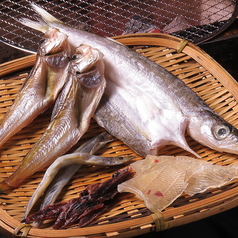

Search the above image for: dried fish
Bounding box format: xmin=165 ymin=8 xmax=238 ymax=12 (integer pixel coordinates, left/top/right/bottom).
xmin=24 ymin=132 xmax=133 ymax=220
xmin=0 ymin=28 xmax=71 ymax=148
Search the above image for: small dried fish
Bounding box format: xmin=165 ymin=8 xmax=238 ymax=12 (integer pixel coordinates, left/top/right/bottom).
xmin=24 ymin=131 xmax=133 ymax=220
xmin=0 ymin=28 xmax=71 ymax=148
xmin=37 ymin=131 xmax=115 ymax=210
xmin=30 ymin=131 xmax=114 ymax=228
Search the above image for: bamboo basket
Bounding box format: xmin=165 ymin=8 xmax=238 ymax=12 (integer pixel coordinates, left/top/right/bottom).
xmin=1 ymin=33 xmax=238 ymax=238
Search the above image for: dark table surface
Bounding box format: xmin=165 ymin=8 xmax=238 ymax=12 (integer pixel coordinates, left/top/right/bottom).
xmin=1 ymin=20 xmax=238 ymax=238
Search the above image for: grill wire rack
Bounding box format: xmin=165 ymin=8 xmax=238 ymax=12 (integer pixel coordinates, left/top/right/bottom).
xmin=1 ymin=0 xmax=238 ymax=53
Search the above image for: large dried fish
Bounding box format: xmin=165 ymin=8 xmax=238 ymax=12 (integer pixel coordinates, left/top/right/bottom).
xmin=18 ymin=3 xmax=238 ymax=159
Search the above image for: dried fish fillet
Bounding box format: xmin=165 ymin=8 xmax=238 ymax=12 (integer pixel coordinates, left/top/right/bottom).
xmin=185 ymin=162 xmax=238 ymax=195
xmin=118 ymin=155 xmax=238 ymax=212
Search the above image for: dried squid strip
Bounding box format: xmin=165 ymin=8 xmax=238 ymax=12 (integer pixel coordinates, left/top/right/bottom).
xmin=22 ymin=167 xmax=134 ymax=229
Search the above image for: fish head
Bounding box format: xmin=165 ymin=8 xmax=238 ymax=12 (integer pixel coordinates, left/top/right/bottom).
xmin=70 ymin=44 xmax=104 ymax=73
xmin=69 ymin=44 xmax=105 ymax=90
xmin=188 ymin=111 xmax=238 ymax=155
xmin=38 ymin=28 xmax=69 ymax=56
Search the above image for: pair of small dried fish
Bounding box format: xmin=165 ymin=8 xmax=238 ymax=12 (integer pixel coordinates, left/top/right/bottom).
xmin=0 ymin=28 xmax=111 ymax=192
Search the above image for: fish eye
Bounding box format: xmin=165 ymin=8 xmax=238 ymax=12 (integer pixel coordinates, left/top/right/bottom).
xmin=71 ymin=55 xmax=77 ymax=60
xmin=212 ymin=124 xmax=231 ymax=140
xmin=72 ymin=52 xmax=83 ymax=61
xmin=40 ymin=39 xmax=47 ymax=44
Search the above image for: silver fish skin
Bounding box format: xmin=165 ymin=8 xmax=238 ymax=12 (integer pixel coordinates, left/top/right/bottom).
xmin=0 ymin=44 xmax=106 ymax=193
xmin=19 ymin=3 xmax=238 ymax=157
xmin=0 ymin=28 xmax=71 ymax=148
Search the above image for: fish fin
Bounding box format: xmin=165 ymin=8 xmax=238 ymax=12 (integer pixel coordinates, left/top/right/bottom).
xmin=173 ymin=135 xmax=201 ymax=158
xmin=18 ymin=3 xmax=63 ymax=33
xmin=151 ymin=113 xmax=200 ymax=158
xmin=173 ymin=117 xmax=201 ymax=158
xmin=18 ymin=17 xmax=49 ymax=33
xmin=151 ymin=135 xmax=200 ymax=158
xmin=31 ymin=3 xmax=62 ymax=25
xmin=0 ymin=180 xmax=13 ymax=194
xmin=0 ymin=37 xmax=36 ymax=54
xmin=50 ymin=78 xmax=72 ymax=121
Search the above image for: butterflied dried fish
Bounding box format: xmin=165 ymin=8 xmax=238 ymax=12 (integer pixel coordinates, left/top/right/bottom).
xmin=0 ymin=44 xmax=106 ymax=193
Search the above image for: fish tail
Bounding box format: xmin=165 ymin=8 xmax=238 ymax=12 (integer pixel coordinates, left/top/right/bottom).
xmin=18 ymin=17 xmax=48 ymax=33
xmin=0 ymin=161 xmax=35 ymax=193
xmin=18 ymin=3 xmax=63 ymax=33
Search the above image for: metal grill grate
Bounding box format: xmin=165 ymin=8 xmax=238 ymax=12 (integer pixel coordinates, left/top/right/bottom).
xmin=1 ymin=0 xmax=238 ymax=53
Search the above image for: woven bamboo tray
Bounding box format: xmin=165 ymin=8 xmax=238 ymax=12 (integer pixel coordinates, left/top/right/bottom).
xmin=1 ymin=33 xmax=238 ymax=238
